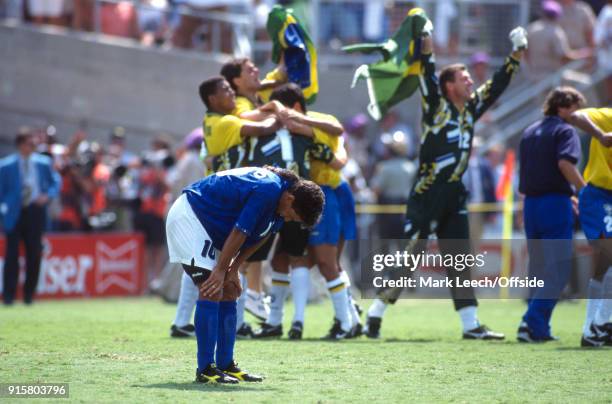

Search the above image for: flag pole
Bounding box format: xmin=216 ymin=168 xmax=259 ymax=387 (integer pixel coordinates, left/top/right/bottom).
xmin=499 ymin=150 xmax=515 ymax=299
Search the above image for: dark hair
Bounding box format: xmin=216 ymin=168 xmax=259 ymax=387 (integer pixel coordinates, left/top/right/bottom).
xmin=265 ymin=165 xmax=324 ymax=228
xmin=15 ymin=127 xmax=32 ymax=146
xmin=198 ymin=76 xmax=225 ymax=109
xmin=270 ymin=83 xmax=307 ymax=112
xmin=543 ymin=87 xmax=586 ymax=116
xmin=439 ymin=63 xmax=467 ymax=98
xmin=220 ymin=58 xmax=249 ymax=92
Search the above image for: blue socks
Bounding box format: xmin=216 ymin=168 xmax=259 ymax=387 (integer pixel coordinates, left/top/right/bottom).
xmin=216 ymin=301 xmax=237 ymax=370
xmin=194 ymin=299 xmax=238 ymax=372
xmin=195 ymin=300 xmax=219 ymax=371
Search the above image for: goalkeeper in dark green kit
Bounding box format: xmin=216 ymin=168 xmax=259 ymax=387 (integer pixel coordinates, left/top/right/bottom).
xmin=365 ymin=20 xmax=528 ymax=340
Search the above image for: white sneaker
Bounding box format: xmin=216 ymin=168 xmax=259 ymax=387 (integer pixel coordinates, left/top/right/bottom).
xmin=245 ymin=290 xmax=269 ymax=321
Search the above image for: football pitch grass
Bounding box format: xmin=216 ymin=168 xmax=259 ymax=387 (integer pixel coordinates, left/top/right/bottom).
xmin=1 ymin=298 xmax=611 ymax=403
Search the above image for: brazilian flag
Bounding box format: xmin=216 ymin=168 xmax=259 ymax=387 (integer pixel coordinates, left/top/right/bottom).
xmin=342 ymin=8 xmax=430 ymax=120
xmin=267 ymin=5 xmax=318 ymax=104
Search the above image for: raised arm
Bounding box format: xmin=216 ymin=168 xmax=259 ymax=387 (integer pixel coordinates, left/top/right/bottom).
xmin=418 ymin=35 xmax=443 ymax=125
xmin=470 ymin=27 xmax=526 ymax=121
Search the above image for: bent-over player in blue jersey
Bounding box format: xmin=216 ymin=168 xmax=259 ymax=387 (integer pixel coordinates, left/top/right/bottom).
xmin=166 ymin=166 xmax=324 ymax=384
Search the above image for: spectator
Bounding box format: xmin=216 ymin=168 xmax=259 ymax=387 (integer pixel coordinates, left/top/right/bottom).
xmin=72 ymin=0 xmax=94 ymax=31
xmin=470 ymin=52 xmax=491 ymax=88
xmin=137 ymin=0 xmax=169 ymax=46
xmin=462 ymin=136 xmax=497 ymax=244
xmin=35 ymin=125 xmax=57 ymax=158
xmin=105 ymin=127 xmax=139 ymax=231
xmin=558 ymin=0 xmax=597 ymax=51
xmin=526 ymin=1 xmax=591 ymax=81
xmin=343 ymin=113 xmax=370 ymax=175
xmin=0 ymin=0 xmax=24 ymax=21
xmin=434 ymin=0 xmax=458 ymax=55
xmin=363 ymin=0 xmax=386 ymax=42
xmin=376 ymin=110 xmax=416 ymax=161
xmin=171 ymin=0 xmax=238 ymax=52
xmin=134 ymin=135 xmax=172 ymax=291
xmin=319 ymin=0 xmax=362 ymax=48
xmin=100 ymin=0 xmax=138 ymax=39
xmin=0 ymin=128 xmax=61 ymax=305
xmin=55 ymin=138 xmax=88 ymax=232
xmin=370 ymin=131 xmax=416 ymax=239
xmin=107 ymin=126 xmax=137 ymax=167
xmin=482 ymin=143 xmax=507 ymax=236
xmin=28 ymin=0 xmax=68 ymax=26
xmin=81 ymin=141 xmax=113 ymax=230
xmin=166 ymin=128 xmax=206 ymax=197
xmin=151 ymin=128 xmax=206 ymax=301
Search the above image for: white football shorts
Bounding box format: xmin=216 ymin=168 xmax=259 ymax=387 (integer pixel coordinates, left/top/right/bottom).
xmin=166 ymin=194 xmax=219 ymax=271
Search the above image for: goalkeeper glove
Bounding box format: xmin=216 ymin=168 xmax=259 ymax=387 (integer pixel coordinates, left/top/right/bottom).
xmin=421 ymin=19 xmax=433 ymax=37
xmin=509 ymin=26 xmax=528 ymax=51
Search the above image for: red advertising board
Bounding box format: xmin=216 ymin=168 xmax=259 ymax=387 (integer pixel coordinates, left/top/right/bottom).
xmin=0 ymin=233 xmax=145 ymax=299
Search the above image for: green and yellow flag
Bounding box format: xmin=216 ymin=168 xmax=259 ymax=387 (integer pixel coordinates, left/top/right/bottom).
xmin=267 ymin=5 xmax=318 ymax=104
xmin=343 ymin=8 xmax=430 ymax=120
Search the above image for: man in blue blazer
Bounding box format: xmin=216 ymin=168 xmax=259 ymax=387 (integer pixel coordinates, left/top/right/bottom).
xmin=0 ymin=130 xmax=60 ymax=305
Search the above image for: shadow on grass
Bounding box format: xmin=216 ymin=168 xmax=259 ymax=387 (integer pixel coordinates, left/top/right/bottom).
xmin=238 ymin=337 xmax=439 ymax=344
xmin=555 ymin=347 xmax=610 ymax=352
xmin=134 ymin=382 xmax=277 ymax=392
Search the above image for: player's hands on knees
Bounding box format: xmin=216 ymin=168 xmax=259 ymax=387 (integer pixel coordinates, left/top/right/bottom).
xmin=421 ymin=19 xmax=433 ymax=37
xmin=200 ymin=266 xmax=225 ymax=299
xmin=222 ymin=270 xmax=242 ymax=301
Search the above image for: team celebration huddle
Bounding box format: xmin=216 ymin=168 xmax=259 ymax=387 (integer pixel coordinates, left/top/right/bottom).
xmin=162 ymin=7 xmax=611 ymax=386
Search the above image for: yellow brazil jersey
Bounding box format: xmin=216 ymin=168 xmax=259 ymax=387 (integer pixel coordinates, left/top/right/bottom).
xmin=258 ymin=68 xmax=286 ymax=104
xmin=581 ymin=108 xmax=612 ymax=190
xmin=231 ymin=69 xmax=285 ymax=116
xmin=232 ymin=96 xmax=257 ymax=117
xmin=309 ymin=111 xmax=342 ymax=188
xmin=203 ymin=112 xmax=246 ymax=172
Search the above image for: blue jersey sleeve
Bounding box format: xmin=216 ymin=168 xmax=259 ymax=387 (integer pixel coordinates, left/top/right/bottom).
xmin=234 ymin=185 xmax=280 ymax=236
xmin=556 ymin=127 xmax=581 ymax=164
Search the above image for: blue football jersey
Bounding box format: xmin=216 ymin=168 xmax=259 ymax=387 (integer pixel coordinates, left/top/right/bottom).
xmin=184 ymin=167 xmax=288 ymax=250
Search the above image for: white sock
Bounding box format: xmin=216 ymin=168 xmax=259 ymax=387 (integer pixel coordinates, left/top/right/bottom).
xmin=339 ymin=270 xmax=352 ymax=288
xmin=594 ymin=268 xmax=612 ymax=326
xmin=290 ymin=266 xmax=310 ymax=324
xmin=268 ymin=271 xmax=290 ymax=326
xmin=347 ymin=289 xmax=361 ymax=326
xmin=246 ymin=288 xmax=259 ymax=300
xmin=367 ymin=298 xmax=387 ymax=319
xmin=338 ymin=271 xmax=360 ymax=324
xmin=458 ymin=306 xmax=479 ymax=332
xmin=236 ymin=273 xmax=247 ymax=328
xmin=327 ymin=277 xmax=351 ymax=331
xmin=583 ymin=279 xmax=603 ymax=336
xmin=173 ymin=272 xmax=198 ymax=327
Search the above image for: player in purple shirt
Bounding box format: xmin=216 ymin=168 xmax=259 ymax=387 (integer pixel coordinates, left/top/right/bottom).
xmin=517 ymin=87 xmax=586 ymax=343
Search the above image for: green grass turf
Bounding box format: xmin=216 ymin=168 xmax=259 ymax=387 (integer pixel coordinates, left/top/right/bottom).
xmin=1 ymin=298 xmax=611 ymax=403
